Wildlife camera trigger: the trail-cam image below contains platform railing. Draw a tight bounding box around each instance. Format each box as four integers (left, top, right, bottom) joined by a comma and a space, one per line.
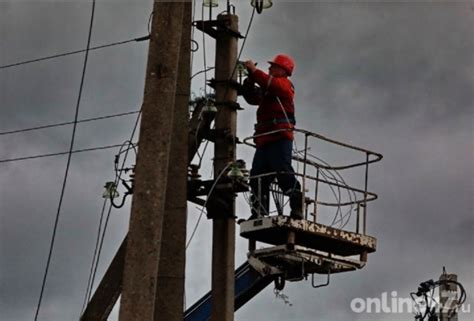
243, 128, 383, 235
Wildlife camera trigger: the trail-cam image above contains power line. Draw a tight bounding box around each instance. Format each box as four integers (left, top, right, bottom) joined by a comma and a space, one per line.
81, 198, 110, 314
0, 35, 149, 70
0, 144, 128, 164
191, 67, 214, 80
81, 110, 142, 314
0, 110, 140, 136
201, 2, 209, 96
34, 2, 96, 319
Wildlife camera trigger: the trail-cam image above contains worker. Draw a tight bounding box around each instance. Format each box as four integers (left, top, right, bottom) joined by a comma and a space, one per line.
242, 54, 303, 220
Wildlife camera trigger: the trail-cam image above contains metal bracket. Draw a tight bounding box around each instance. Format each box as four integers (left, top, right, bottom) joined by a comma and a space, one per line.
248, 256, 283, 277
203, 129, 217, 142
193, 19, 244, 40
215, 100, 243, 111
188, 197, 206, 207
312, 265, 331, 289
205, 128, 235, 142
188, 178, 248, 198
208, 78, 242, 91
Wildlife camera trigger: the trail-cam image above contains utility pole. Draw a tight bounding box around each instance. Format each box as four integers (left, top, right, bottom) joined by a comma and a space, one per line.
118, 1, 186, 320
439, 272, 458, 321
210, 13, 239, 321
153, 1, 191, 321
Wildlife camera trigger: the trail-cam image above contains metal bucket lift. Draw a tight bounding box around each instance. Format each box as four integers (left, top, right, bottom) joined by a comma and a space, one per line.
185, 106, 382, 318
240, 128, 382, 288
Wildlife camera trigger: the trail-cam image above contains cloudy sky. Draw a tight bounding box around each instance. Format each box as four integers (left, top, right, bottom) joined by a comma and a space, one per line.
1, 1, 473, 321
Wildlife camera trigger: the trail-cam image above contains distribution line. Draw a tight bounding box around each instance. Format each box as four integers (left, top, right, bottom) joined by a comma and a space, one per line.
0, 35, 149, 70
34, 1, 96, 319
80, 198, 110, 315
0, 110, 140, 136
81, 110, 142, 314
201, 2, 208, 96
0, 144, 129, 164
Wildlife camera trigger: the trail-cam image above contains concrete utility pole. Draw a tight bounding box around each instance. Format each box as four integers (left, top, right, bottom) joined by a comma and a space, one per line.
118, 1, 187, 320
153, 1, 191, 321
439, 272, 458, 321
210, 13, 239, 321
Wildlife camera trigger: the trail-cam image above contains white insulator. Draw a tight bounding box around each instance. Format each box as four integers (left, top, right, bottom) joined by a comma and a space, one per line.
203, 0, 219, 7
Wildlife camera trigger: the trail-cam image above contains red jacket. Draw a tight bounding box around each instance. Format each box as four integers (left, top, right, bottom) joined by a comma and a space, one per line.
243, 69, 295, 147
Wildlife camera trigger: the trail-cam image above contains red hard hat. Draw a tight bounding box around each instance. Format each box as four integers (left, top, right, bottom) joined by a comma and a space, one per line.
268, 54, 295, 76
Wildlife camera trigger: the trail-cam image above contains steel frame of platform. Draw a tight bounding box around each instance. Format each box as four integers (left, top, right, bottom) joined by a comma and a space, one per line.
248, 244, 365, 280
240, 216, 377, 257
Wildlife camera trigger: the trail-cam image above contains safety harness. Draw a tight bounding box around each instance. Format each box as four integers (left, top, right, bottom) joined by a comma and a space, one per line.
255, 75, 296, 129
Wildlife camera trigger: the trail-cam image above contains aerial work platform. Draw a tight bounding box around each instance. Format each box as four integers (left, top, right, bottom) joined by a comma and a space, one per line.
240, 215, 376, 282
235, 128, 382, 281
184, 125, 383, 309
240, 216, 376, 257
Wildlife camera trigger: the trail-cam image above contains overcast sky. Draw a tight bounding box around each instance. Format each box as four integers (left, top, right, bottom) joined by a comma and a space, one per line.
1, 1, 473, 321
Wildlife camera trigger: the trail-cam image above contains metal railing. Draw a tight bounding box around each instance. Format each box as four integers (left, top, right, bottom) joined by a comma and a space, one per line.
243, 128, 383, 235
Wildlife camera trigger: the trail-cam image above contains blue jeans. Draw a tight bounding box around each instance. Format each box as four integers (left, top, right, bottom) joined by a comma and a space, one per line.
249, 139, 301, 215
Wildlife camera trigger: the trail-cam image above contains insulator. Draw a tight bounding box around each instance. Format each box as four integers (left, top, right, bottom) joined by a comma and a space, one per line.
251, 0, 273, 12
103, 181, 119, 199
203, 0, 218, 7
202, 100, 218, 114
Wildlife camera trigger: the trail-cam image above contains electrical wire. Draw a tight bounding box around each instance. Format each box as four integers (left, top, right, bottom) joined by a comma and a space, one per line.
191, 67, 215, 80
85, 204, 114, 304
1, 36, 149, 70
81, 142, 137, 313
0, 110, 139, 137
0, 144, 127, 164
34, 1, 96, 320
191, 40, 199, 52
190, 0, 197, 74
235, 7, 255, 77
188, 2, 211, 168
80, 198, 109, 314
187, 6, 259, 238
186, 162, 233, 249
114, 141, 138, 175
147, 11, 154, 36
297, 149, 357, 228
196, 139, 210, 169
80, 110, 142, 313
201, 2, 209, 97
410, 278, 467, 321
242, 190, 271, 217
193, 6, 256, 168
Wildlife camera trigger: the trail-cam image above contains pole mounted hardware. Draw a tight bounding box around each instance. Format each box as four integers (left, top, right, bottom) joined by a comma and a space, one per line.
193, 19, 244, 40
208, 78, 243, 93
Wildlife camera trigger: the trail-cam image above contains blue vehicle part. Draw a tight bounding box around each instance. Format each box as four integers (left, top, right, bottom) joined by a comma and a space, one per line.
184, 261, 274, 321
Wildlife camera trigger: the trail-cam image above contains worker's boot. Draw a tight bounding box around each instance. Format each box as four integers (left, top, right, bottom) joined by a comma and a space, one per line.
289, 191, 304, 220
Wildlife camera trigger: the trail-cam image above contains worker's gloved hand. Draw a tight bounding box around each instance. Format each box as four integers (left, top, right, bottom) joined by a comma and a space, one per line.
242, 77, 255, 89
242, 78, 262, 101
244, 60, 257, 73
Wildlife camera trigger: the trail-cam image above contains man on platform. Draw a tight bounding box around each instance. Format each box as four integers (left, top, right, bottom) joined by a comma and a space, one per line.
242, 54, 303, 220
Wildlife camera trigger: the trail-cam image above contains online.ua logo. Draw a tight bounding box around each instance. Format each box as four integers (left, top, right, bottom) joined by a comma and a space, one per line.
350, 291, 471, 314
